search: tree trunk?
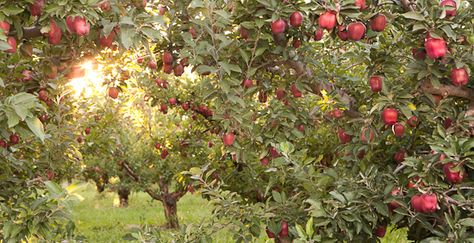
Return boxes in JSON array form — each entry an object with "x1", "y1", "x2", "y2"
[
  {"x1": 96, "y1": 182, "x2": 105, "y2": 193},
  {"x1": 118, "y1": 187, "x2": 130, "y2": 207},
  {"x1": 162, "y1": 196, "x2": 179, "y2": 228}
]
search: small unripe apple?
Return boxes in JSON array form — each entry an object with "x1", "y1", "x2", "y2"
[
  {"x1": 271, "y1": 19, "x2": 286, "y2": 34},
  {"x1": 394, "y1": 149, "x2": 405, "y2": 163},
  {"x1": 242, "y1": 79, "x2": 253, "y2": 88},
  {"x1": 450, "y1": 68, "x2": 469, "y2": 86},
  {"x1": 424, "y1": 37, "x2": 447, "y2": 59},
  {"x1": 355, "y1": 0, "x2": 367, "y2": 9},
  {"x1": 392, "y1": 123, "x2": 404, "y2": 137},
  {"x1": 411, "y1": 193, "x2": 438, "y2": 213},
  {"x1": 371, "y1": 14, "x2": 387, "y2": 32},
  {"x1": 108, "y1": 87, "x2": 119, "y2": 99},
  {"x1": 0, "y1": 21, "x2": 10, "y2": 35},
  {"x1": 223, "y1": 132, "x2": 235, "y2": 146},
  {"x1": 9, "y1": 134, "x2": 20, "y2": 145},
  {"x1": 369, "y1": 76, "x2": 383, "y2": 92},
  {"x1": 290, "y1": 84, "x2": 302, "y2": 98},
  {"x1": 443, "y1": 162, "x2": 466, "y2": 184},
  {"x1": 289, "y1": 12, "x2": 303, "y2": 27},
  {"x1": 382, "y1": 108, "x2": 398, "y2": 125},
  {"x1": 5, "y1": 37, "x2": 16, "y2": 53},
  {"x1": 407, "y1": 116, "x2": 419, "y2": 127},
  {"x1": 347, "y1": 22, "x2": 366, "y2": 41},
  {"x1": 275, "y1": 88, "x2": 286, "y2": 100},
  {"x1": 318, "y1": 11, "x2": 337, "y2": 30},
  {"x1": 260, "y1": 157, "x2": 270, "y2": 166},
  {"x1": 440, "y1": 0, "x2": 456, "y2": 17},
  {"x1": 314, "y1": 28, "x2": 324, "y2": 41}
]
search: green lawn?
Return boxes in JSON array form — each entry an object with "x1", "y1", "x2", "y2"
[{"x1": 72, "y1": 183, "x2": 408, "y2": 242}]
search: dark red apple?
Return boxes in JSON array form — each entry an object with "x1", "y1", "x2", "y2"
[
  {"x1": 161, "y1": 149, "x2": 169, "y2": 159},
  {"x1": 266, "y1": 227, "x2": 275, "y2": 238},
  {"x1": 290, "y1": 12, "x2": 303, "y2": 27},
  {"x1": 450, "y1": 68, "x2": 469, "y2": 86},
  {"x1": 181, "y1": 102, "x2": 190, "y2": 111},
  {"x1": 77, "y1": 136, "x2": 83, "y2": 143},
  {"x1": 271, "y1": 19, "x2": 286, "y2": 34},
  {"x1": 260, "y1": 157, "x2": 270, "y2": 166},
  {"x1": 163, "y1": 64, "x2": 173, "y2": 74},
  {"x1": 370, "y1": 14, "x2": 387, "y2": 32},
  {"x1": 375, "y1": 226, "x2": 386, "y2": 238},
  {"x1": 411, "y1": 193, "x2": 438, "y2": 213},
  {"x1": 338, "y1": 128, "x2": 352, "y2": 144},
  {"x1": 314, "y1": 28, "x2": 324, "y2": 41},
  {"x1": 39, "y1": 113, "x2": 49, "y2": 122},
  {"x1": 394, "y1": 149, "x2": 405, "y2": 163},
  {"x1": 443, "y1": 117, "x2": 453, "y2": 129},
  {"x1": 347, "y1": 22, "x2": 366, "y2": 41},
  {"x1": 5, "y1": 37, "x2": 16, "y2": 53},
  {"x1": 275, "y1": 88, "x2": 286, "y2": 100},
  {"x1": 279, "y1": 220, "x2": 289, "y2": 238},
  {"x1": 162, "y1": 51, "x2": 173, "y2": 65},
  {"x1": 443, "y1": 162, "x2": 466, "y2": 184},
  {"x1": 268, "y1": 146, "x2": 281, "y2": 158},
  {"x1": 108, "y1": 87, "x2": 119, "y2": 99},
  {"x1": 242, "y1": 79, "x2": 253, "y2": 88},
  {"x1": 38, "y1": 90, "x2": 49, "y2": 102},
  {"x1": 290, "y1": 84, "x2": 302, "y2": 98},
  {"x1": 9, "y1": 134, "x2": 20, "y2": 145},
  {"x1": 240, "y1": 26, "x2": 249, "y2": 40},
  {"x1": 424, "y1": 37, "x2": 447, "y2": 59},
  {"x1": 407, "y1": 116, "x2": 419, "y2": 127},
  {"x1": 292, "y1": 39, "x2": 301, "y2": 48},
  {"x1": 392, "y1": 123, "x2": 404, "y2": 137},
  {"x1": 382, "y1": 108, "x2": 398, "y2": 125},
  {"x1": 330, "y1": 108, "x2": 343, "y2": 119},
  {"x1": 154, "y1": 143, "x2": 161, "y2": 150},
  {"x1": 412, "y1": 48, "x2": 426, "y2": 60},
  {"x1": 189, "y1": 26, "x2": 197, "y2": 39},
  {"x1": 99, "y1": 31, "x2": 116, "y2": 48},
  {"x1": 30, "y1": 0, "x2": 45, "y2": 16},
  {"x1": 223, "y1": 132, "x2": 235, "y2": 146},
  {"x1": 137, "y1": 56, "x2": 144, "y2": 64},
  {"x1": 85, "y1": 127, "x2": 91, "y2": 135},
  {"x1": 337, "y1": 25, "x2": 348, "y2": 41},
  {"x1": 173, "y1": 64, "x2": 184, "y2": 76},
  {"x1": 0, "y1": 139, "x2": 7, "y2": 148},
  {"x1": 160, "y1": 104, "x2": 168, "y2": 114},
  {"x1": 355, "y1": 0, "x2": 367, "y2": 9},
  {"x1": 318, "y1": 11, "x2": 337, "y2": 30},
  {"x1": 168, "y1": 97, "x2": 177, "y2": 105},
  {"x1": 0, "y1": 21, "x2": 10, "y2": 35},
  {"x1": 148, "y1": 60, "x2": 157, "y2": 69},
  {"x1": 369, "y1": 75, "x2": 383, "y2": 92},
  {"x1": 297, "y1": 124, "x2": 305, "y2": 132},
  {"x1": 440, "y1": 0, "x2": 457, "y2": 17}
]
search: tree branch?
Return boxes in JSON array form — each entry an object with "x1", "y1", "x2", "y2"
[
  {"x1": 9, "y1": 26, "x2": 43, "y2": 39},
  {"x1": 145, "y1": 188, "x2": 162, "y2": 201},
  {"x1": 420, "y1": 80, "x2": 474, "y2": 100}
]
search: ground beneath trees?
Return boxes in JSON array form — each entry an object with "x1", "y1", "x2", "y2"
[{"x1": 72, "y1": 183, "x2": 408, "y2": 242}]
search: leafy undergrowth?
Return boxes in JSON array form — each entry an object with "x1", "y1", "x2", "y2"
[{"x1": 72, "y1": 182, "x2": 409, "y2": 242}]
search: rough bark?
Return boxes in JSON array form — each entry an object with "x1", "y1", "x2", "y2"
[
  {"x1": 162, "y1": 195, "x2": 179, "y2": 228},
  {"x1": 118, "y1": 187, "x2": 130, "y2": 207}
]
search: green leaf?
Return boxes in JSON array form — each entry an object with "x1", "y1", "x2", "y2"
[
  {"x1": 401, "y1": 12, "x2": 425, "y2": 21},
  {"x1": 306, "y1": 217, "x2": 314, "y2": 237},
  {"x1": 119, "y1": 26, "x2": 135, "y2": 49},
  {"x1": 44, "y1": 181, "x2": 63, "y2": 197},
  {"x1": 459, "y1": 218, "x2": 474, "y2": 227},
  {"x1": 26, "y1": 117, "x2": 45, "y2": 142},
  {"x1": 272, "y1": 190, "x2": 282, "y2": 203},
  {"x1": 441, "y1": 25, "x2": 456, "y2": 40},
  {"x1": 295, "y1": 224, "x2": 306, "y2": 239},
  {"x1": 141, "y1": 27, "x2": 161, "y2": 40},
  {"x1": 219, "y1": 62, "x2": 242, "y2": 75}
]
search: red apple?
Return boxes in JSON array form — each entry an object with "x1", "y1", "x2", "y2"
[
  {"x1": 292, "y1": 39, "x2": 301, "y2": 48},
  {"x1": 314, "y1": 28, "x2": 324, "y2": 41},
  {"x1": 162, "y1": 51, "x2": 173, "y2": 65},
  {"x1": 22, "y1": 70, "x2": 33, "y2": 82},
  {"x1": 337, "y1": 25, "x2": 348, "y2": 41},
  {"x1": 168, "y1": 98, "x2": 177, "y2": 105},
  {"x1": 440, "y1": 0, "x2": 457, "y2": 17},
  {"x1": 394, "y1": 149, "x2": 406, "y2": 163},
  {"x1": 260, "y1": 157, "x2": 270, "y2": 166},
  {"x1": 375, "y1": 226, "x2": 386, "y2": 238},
  {"x1": 179, "y1": 57, "x2": 189, "y2": 67},
  {"x1": 389, "y1": 187, "x2": 402, "y2": 210},
  {"x1": 382, "y1": 108, "x2": 398, "y2": 125},
  {"x1": 412, "y1": 48, "x2": 426, "y2": 60},
  {"x1": 411, "y1": 193, "x2": 438, "y2": 213},
  {"x1": 207, "y1": 141, "x2": 214, "y2": 148},
  {"x1": 148, "y1": 60, "x2": 157, "y2": 69},
  {"x1": 240, "y1": 26, "x2": 249, "y2": 40},
  {"x1": 100, "y1": 0, "x2": 111, "y2": 12},
  {"x1": 450, "y1": 68, "x2": 469, "y2": 86},
  {"x1": 370, "y1": 14, "x2": 387, "y2": 32},
  {"x1": 330, "y1": 108, "x2": 343, "y2": 119},
  {"x1": 355, "y1": 0, "x2": 367, "y2": 9},
  {"x1": 85, "y1": 127, "x2": 91, "y2": 135},
  {"x1": 0, "y1": 139, "x2": 7, "y2": 148},
  {"x1": 154, "y1": 143, "x2": 161, "y2": 150},
  {"x1": 223, "y1": 132, "x2": 235, "y2": 146},
  {"x1": 392, "y1": 123, "x2": 404, "y2": 137},
  {"x1": 181, "y1": 102, "x2": 190, "y2": 111},
  {"x1": 268, "y1": 146, "x2": 281, "y2": 158},
  {"x1": 271, "y1": 19, "x2": 286, "y2": 34},
  {"x1": 369, "y1": 75, "x2": 383, "y2": 92},
  {"x1": 39, "y1": 114, "x2": 49, "y2": 122},
  {"x1": 137, "y1": 56, "x2": 144, "y2": 64},
  {"x1": 0, "y1": 21, "x2": 10, "y2": 35},
  {"x1": 407, "y1": 176, "x2": 425, "y2": 188},
  {"x1": 73, "y1": 16, "x2": 90, "y2": 36},
  {"x1": 160, "y1": 104, "x2": 168, "y2": 114},
  {"x1": 266, "y1": 227, "x2": 275, "y2": 238},
  {"x1": 424, "y1": 37, "x2": 447, "y2": 59},
  {"x1": 275, "y1": 88, "x2": 286, "y2": 100},
  {"x1": 407, "y1": 116, "x2": 419, "y2": 127},
  {"x1": 66, "y1": 16, "x2": 76, "y2": 33},
  {"x1": 347, "y1": 22, "x2": 366, "y2": 41},
  {"x1": 48, "y1": 20, "x2": 62, "y2": 45},
  {"x1": 297, "y1": 124, "x2": 305, "y2": 132},
  {"x1": 189, "y1": 26, "x2": 197, "y2": 39},
  {"x1": 9, "y1": 134, "x2": 20, "y2": 145},
  {"x1": 38, "y1": 90, "x2": 49, "y2": 102},
  {"x1": 443, "y1": 117, "x2": 453, "y2": 129},
  {"x1": 99, "y1": 31, "x2": 116, "y2": 48},
  {"x1": 5, "y1": 37, "x2": 16, "y2": 53},
  {"x1": 174, "y1": 64, "x2": 184, "y2": 76},
  {"x1": 290, "y1": 12, "x2": 303, "y2": 27},
  {"x1": 163, "y1": 64, "x2": 173, "y2": 74},
  {"x1": 279, "y1": 220, "x2": 289, "y2": 238},
  {"x1": 30, "y1": 0, "x2": 45, "y2": 16},
  {"x1": 360, "y1": 127, "x2": 374, "y2": 143},
  {"x1": 318, "y1": 11, "x2": 337, "y2": 30},
  {"x1": 338, "y1": 128, "x2": 352, "y2": 144},
  {"x1": 443, "y1": 162, "x2": 466, "y2": 184},
  {"x1": 242, "y1": 79, "x2": 253, "y2": 88},
  {"x1": 108, "y1": 87, "x2": 119, "y2": 99},
  {"x1": 158, "y1": 6, "x2": 167, "y2": 15},
  {"x1": 290, "y1": 84, "x2": 302, "y2": 98},
  {"x1": 161, "y1": 149, "x2": 169, "y2": 159},
  {"x1": 258, "y1": 90, "x2": 267, "y2": 103}
]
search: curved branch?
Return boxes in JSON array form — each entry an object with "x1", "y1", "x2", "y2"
[
  {"x1": 9, "y1": 26, "x2": 43, "y2": 39},
  {"x1": 420, "y1": 80, "x2": 474, "y2": 100}
]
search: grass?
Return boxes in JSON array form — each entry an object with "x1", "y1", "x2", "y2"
[{"x1": 72, "y1": 182, "x2": 408, "y2": 242}]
